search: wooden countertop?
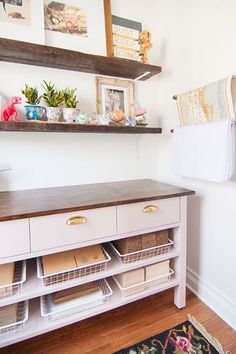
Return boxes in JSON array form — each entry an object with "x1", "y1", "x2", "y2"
[{"x1": 0, "y1": 179, "x2": 195, "y2": 221}]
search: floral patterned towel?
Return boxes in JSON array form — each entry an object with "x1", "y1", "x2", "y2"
[
  {"x1": 176, "y1": 77, "x2": 236, "y2": 126},
  {"x1": 114, "y1": 320, "x2": 221, "y2": 354}
]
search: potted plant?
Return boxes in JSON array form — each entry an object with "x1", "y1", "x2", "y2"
[
  {"x1": 63, "y1": 88, "x2": 79, "y2": 122},
  {"x1": 42, "y1": 81, "x2": 64, "y2": 122},
  {"x1": 21, "y1": 84, "x2": 46, "y2": 120}
]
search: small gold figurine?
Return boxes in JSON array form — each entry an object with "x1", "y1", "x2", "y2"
[{"x1": 139, "y1": 31, "x2": 152, "y2": 64}]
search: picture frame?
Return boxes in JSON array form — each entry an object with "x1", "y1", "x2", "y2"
[
  {"x1": 0, "y1": 0, "x2": 44, "y2": 44},
  {"x1": 103, "y1": 0, "x2": 113, "y2": 57},
  {"x1": 103, "y1": 0, "x2": 143, "y2": 62},
  {"x1": 44, "y1": 0, "x2": 107, "y2": 55},
  {"x1": 96, "y1": 76, "x2": 135, "y2": 118}
]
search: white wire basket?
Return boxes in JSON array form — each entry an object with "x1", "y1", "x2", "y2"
[
  {"x1": 113, "y1": 268, "x2": 174, "y2": 297},
  {"x1": 0, "y1": 261, "x2": 26, "y2": 301},
  {"x1": 40, "y1": 278, "x2": 113, "y2": 321},
  {"x1": 110, "y1": 239, "x2": 173, "y2": 264},
  {"x1": 0, "y1": 301, "x2": 29, "y2": 336},
  {"x1": 37, "y1": 246, "x2": 111, "y2": 286}
]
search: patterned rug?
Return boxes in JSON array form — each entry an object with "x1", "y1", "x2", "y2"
[{"x1": 114, "y1": 315, "x2": 228, "y2": 354}]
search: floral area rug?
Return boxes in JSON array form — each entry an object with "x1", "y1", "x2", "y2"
[{"x1": 114, "y1": 315, "x2": 228, "y2": 354}]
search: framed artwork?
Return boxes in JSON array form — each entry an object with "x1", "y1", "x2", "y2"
[
  {"x1": 0, "y1": 0, "x2": 44, "y2": 44},
  {"x1": 44, "y1": 0, "x2": 107, "y2": 55},
  {"x1": 103, "y1": 0, "x2": 142, "y2": 61},
  {"x1": 96, "y1": 77, "x2": 135, "y2": 118}
]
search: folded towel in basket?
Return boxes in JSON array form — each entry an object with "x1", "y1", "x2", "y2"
[
  {"x1": 0, "y1": 263, "x2": 15, "y2": 297},
  {"x1": 0, "y1": 304, "x2": 17, "y2": 326},
  {"x1": 48, "y1": 287, "x2": 103, "y2": 313},
  {"x1": 176, "y1": 76, "x2": 236, "y2": 126},
  {"x1": 52, "y1": 281, "x2": 100, "y2": 304},
  {"x1": 172, "y1": 120, "x2": 235, "y2": 182}
]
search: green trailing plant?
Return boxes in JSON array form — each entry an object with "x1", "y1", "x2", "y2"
[
  {"x1": 22, "y1": 84, "x2": 42, "y2": 105},
  {"x1": 63, "y1": 88, "x2": 78, "y2": 108},
  {"x1": 41, "y1": 80, "x2": 64, "y2": 107}
]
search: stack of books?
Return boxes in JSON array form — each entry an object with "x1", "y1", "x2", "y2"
[{"x1": 112, "y1": 15, "x2": 142, "y2": 62}]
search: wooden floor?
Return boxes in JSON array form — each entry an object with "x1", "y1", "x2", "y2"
[{"x1": 1, "y1": 290, "x2": 235, "y2": 354}]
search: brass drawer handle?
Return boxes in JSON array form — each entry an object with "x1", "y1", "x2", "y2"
[
  {"x1": 143, "y1": 204, "x2": 158, "y2": 213},
  {"x1": 66, "y1": 216, "x2": 87, "y2": 225}
]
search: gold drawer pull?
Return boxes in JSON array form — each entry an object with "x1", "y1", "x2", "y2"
[
  {"x1": 143, "y1": 205, "x2": 158, "y2": 213},
  {"x1": 66, "y1": 216, "x2": 87, "y2": 225}
]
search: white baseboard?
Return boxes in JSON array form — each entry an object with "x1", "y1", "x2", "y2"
[{"x1": 186, "y1": 267, "x2": 236, "y2": 330}]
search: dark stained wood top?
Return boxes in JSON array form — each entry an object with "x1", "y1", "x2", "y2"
[
  {"x1": 0, "y1": 179, "x2": 195, "y2": 221},
  {"x1": 0, "y1": 38, "x2": 161, "y2": 81},
  {"x1": 0, "y1": 121, "x2": 162, "y2": 134}
]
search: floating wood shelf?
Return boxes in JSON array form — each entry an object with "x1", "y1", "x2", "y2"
[
  {"x1": 0, "y1": 121, "x2": 162, "y2": 134},
  {"x1": 0, "y1": 38, "x2": 162, "y2": 81}
]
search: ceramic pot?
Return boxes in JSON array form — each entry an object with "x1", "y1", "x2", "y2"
[
  {"x1": 46, "y1": 107, "x2": 63, "y2": 122},
  {"x1": 75, "y1": 113, "x2": 89, "y2": 125},
  {"x1": 63, "y1": 108, "x2": 80, "y2": 123},
  {"x1": 25, "y1": 105, "x2": 46, "y2": 121}
]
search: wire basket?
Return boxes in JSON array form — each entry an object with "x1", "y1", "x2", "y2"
[
  {"x1": 0, "y1": 301, "x2": 29, "y2": 336},
  {"x1": 40, "y1": 278, "x2": 113, "y2": 321},
  {"x1": 37, "y1": 246, "x2": 111, "y2": 286},
  {"x1": 110, "y1": 239, "x2": 173, "y2": 264},
  {"x1": 113, "y1": 268, "x2": 174, "y2": 297},
  {"x1": 0, "y1": 261, "x2": 26, "y2": 301}
]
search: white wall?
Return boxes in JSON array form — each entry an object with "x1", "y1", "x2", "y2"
[
  {"x1": 155, "y1": 0, "x2": 236, "y2": 329},
  {"x1": 0, "y1": 0, "x2": 235, "y2": 329}
]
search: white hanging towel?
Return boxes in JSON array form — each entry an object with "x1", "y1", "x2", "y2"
[{"x1": 172, "y1": 121, "x2": 235, "y2": 182}]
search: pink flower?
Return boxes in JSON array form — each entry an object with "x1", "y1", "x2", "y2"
[{"x1": 175, "y1": 336, "x2": 192, "y2": 352}]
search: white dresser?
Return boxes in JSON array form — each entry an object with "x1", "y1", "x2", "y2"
[{"x1": 0, "y1": 179, "x2": 194, "y2": 348}]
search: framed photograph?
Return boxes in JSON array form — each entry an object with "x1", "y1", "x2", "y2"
[
  {"x1": 44, "y1": 0, "x2": 107, "y2": 55},
  {"x1": 0, "y1": 0, "x2": 44, "y2": 44},
  {"x1": 96, "y1": 76, "x2": 135, "y2": 118}
]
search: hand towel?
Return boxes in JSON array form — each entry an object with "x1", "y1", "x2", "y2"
[
  {"x1": 172, "y1": 121, "x2": 235, "y2": 182},
  {"x1": 176, "y1": 76, "x2": 236, "y2": 126}
]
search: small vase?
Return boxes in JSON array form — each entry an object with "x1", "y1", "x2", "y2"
[
  {"x1": 25, "y1": 105, "x2": 46, "y2": 121},
  {"x1": 75, "y1": 113, "x2": 89, "y2": 125},
  {"x1": 46, "y1": 107, "x2": 62, "y2": 122},
  {"x1": 97, "y1": 114, "x2": 110, "y2": 126},
  {"x1": 63, "y1": 108, "x2": 80, "y2": 123}
]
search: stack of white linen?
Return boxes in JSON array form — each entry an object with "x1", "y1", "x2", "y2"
[{"x1": 172, "y1": 121, "x2": 235, "y2": 182}]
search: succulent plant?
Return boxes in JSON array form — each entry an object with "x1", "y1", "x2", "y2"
[
  {"x1": 41, "y1": 80, "x2": 64, "y2": 107},
  {"x1": 22, "y1": 84, "x2": 42, "y2": 105},
  {"x1": 63, "y1": 88, "x2": 78, "y2": 108}
]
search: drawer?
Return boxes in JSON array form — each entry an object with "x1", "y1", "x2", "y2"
[
  {"x1": 117, "y1": 198, "x2": 180, "y2": 234},
  {"x1": 0, "y1": 219, "x2": 30, "y2": 259},
  {"x1": 30, "y1": 206, "x2": 116, "y2": 252}
]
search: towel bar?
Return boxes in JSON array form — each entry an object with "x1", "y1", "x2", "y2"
[{"x1": 170, "y1": 121, "x2": 236, "y2": 133}]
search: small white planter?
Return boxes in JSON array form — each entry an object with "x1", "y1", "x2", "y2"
[
  {"x1": 46, "y1": 107, "x2": 63, "y2": 122},
  {"x1": 75, "y1": 113, "x2": 89, "y2": 125},
  {"x1": 63, "y1": 108, "x2": 80, "y2": 123}
]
